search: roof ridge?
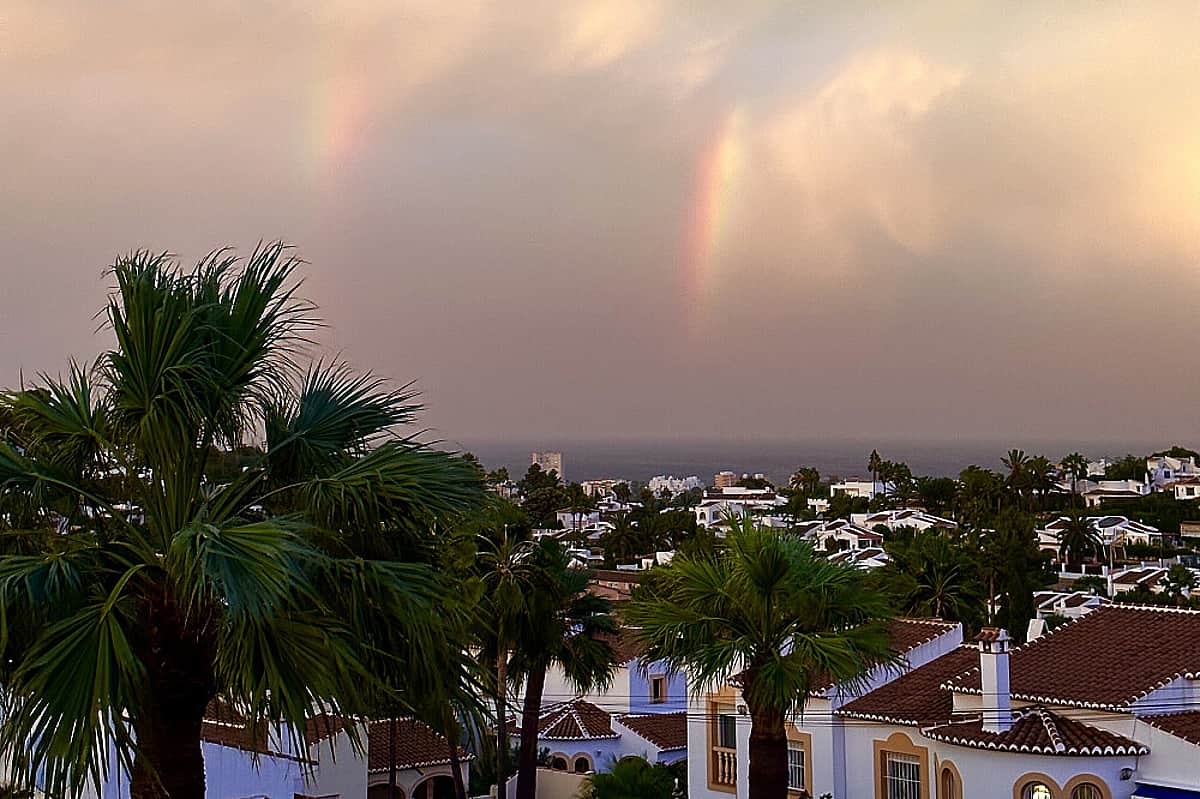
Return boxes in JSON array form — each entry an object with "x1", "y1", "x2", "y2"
[{"x1": 1033, "y1": 708, "x2": 1066, "y2": 754}]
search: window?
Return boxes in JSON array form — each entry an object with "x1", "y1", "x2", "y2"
[
  {"x1": 1022, "y1": 783, "x2": 1052, "y2": 799},
  {"x1": 787, "y1": 743, "x2": 806, "y2": 792},
  {"x1": 884, "y1": 752, "x2": 921, "y2": 799},
  {"x1": 717, "y1": 713, "x2": 737, "y2": 749},
  {"x1": 573, "y1": 756, "x2": 591, "y2": 774},
  {"x1": 650, "y1": 675, "x2": 667, "y2": 704},
  {"x1": 1071, "y1": 785, "x2": 1103, "y2": 799},
  {"x1": 549, "y1": 756, "x2": 568, "y2": 771}
]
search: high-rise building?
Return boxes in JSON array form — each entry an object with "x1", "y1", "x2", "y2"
[
  {"x1": 532, "y1": 450, "x2": 564, "y2": 481},
  {"x1": 714, "y1": 470, "x2": 738, "y2": 489}
]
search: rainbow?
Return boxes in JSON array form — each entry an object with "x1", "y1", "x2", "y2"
[{"x1": 683, "y1": 109, "x2": 745, "y2": 328}]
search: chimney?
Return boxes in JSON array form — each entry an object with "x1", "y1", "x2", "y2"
[{"x1": 976, "y1": 627, "x2": 1012, "y2": 733}]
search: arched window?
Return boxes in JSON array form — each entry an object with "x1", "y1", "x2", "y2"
[
  {"x1": 939, "y1": 766, "x2": 960, "y2": 799},
  {"x1": 550, "y1": 756, "x2": 568, "y2": 771},
  {"x1": 1072, "y1": 784, "x2": 1104, "y2": 799},
  {"x1": 573, "y1": 755, "x2": 592, "y2": 774},
  {"x1": 1022, "y1": 783, "x2": 1053, "y2": 799}
]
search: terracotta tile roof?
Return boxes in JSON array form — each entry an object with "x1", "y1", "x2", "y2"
[
  {"x1": 731, "y1": 618, "x2": 960, "y2": 691},
  {"x1": 305, "y1": 714, "x2": 347, "y2": 745},
  {"x1": 943, "y1": 605, "x2": 1200, "y2": 709},
  {"x1": 615, "y1": 713, "x2": 688, "y2": 751},
  {"x1": 519, "y1": 701, "x2": 619, "y2": 741},
  {"x1": 1144, "y1": 711, "x2": 1200, "y2": 745},
  {"x1": 922, "y1": 708, "x2": 1148, "y2": 756},
  {"x1": 839, "y1": 647, "x2": 979, "y2": 725},
  {"x1": 368, "y1": 717, "x2": 471, "y2": 773},
  {"x1": 201, "y1": 700, "x2": 300, "y2": 760}
]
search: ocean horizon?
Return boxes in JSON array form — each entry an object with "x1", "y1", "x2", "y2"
[{"x1": 451, "y1": 437, "x2": 1172, "y2": 485}]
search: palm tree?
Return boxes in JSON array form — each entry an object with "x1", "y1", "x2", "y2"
[
  {"x1": 1055, "y1": 512, "x2": 1103, "y2": 566},
  {"x1": 0, "y1": 246, "x2": 484, "y2": 799},
  {"x1": 601, "y1": 512, "x2": 643, "y2": 564},
  {"x1": 868, "y1": 449, "x2": 882, "y2": 492},
  {"x1": 513, "y1": 539, "x2": 618, "y2": 799},
  {"x1": 475, "y1": 524, "x2": 544, "y2": 799},
  {"x1": 878, "y1": 531, "x2": 985, "y2": 627},
  {"x1": 1002, "y1": 449, "x2": 1030, "y2": 506},
  {"x1": 624, "y1": 518, "x2": 895, "y2": 799},
  {"x1": 1062, "y1": 452, "x2": 1088, "y2": 506},
  {"x1": 583, "y1": 756, "x2": 675, "y2": 799},
  {"x1": 789, "y1": 466, "x2": 820, "y2": 497}
]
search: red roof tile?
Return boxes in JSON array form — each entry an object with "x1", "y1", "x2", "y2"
[
  {"x1": 1144, "y1": 712, "x2": 1200, "y2": 746},
  {"x1": 615, "y1": 713, "x2": 687, "y2": 751},
  {"x1": 305, "y1": 714, "x2": 347, "y2": 745},
  {"x1": 839, "y1": 647, "x2": 979, "y2": 726},
  {"x1": 368, "y1": 717, "x2": 471, "y2": 773},
  {"x1": 518, "y1": 701, "x2": 618, "y2": 741},
  {"x1": 922, "y1": 708, "x2": 1147, "y2": 756},
  {"x1": 943, "y1": 605, "x2": 1200, "y2": 709}
]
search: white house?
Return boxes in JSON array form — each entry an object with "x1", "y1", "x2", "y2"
[
  {"x1": 648, "y1": 475, "x2": 703, "y2": 496},
  {"x1": 1147, "y1": 455, "x2": 1200, "y2": 490},
  {"x1": 1076, "y1": 480, "x2": 1151, "y2": 508},
  {"x1": 853, "y1": 509, "x2": 958, "y2": 533},
  {"x1": 694, "y1": 487, "x2": 786, "y2": 529},
  {"x1": 795, "y1": 518, "x2": 885, "y2": 551},
  {"x1": 829, "y1": 478, "x2": 889, "y2": 500},
  {"x1": 687, "y1": 606, "x2": 1200, "y2": 799},
  {"x1": 1172, "y1": 477, "x2": 1200, "y2": 501},
  {"x1": 1038, "y1": 516, "x2": 1166, "y2": 555}
]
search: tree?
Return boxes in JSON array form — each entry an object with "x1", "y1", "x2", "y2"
[
  {"x1": 1026, "y1": 456, "x2": 1056, "y2": 510},
  {"x1": 1163, "y1": 564, "x2": 1197, "y2": 606},
  {"x1": 518, "y1": 463, "x2": 561, "y2": 495},
  {"x1": 600, "y1": 513, "x2": 644, "y2": 565},
  {"x1": 975, "y1": 509, "x2": 1052, "y2": 639},
  {"x1": 522, "y1": 486, "x2": 567, "y2": 529},
  {"x1": 613, "y1": 482, "x2": 632, "y2": 504},
  {"x1": 789, "y1": 466, "x2": 821, "y2": 497},
  {"x1": 1002, "y1": 449, "x2": 1031, "y2": 506},
  {"x1": 1072, "y1": 574, "x2": 1108, "y2": 597},
  {"x1": 1055, "y1": 512, "x2": 1103, "y2": 566},
  {"x1": 876, "y1": 530, "x2": 986, "y2": 629},
  {"x1": 1061, "y1": 453, "x2": 1088, "y2": 505},
  {"x1": 624, "y1": 519, "x2": 895, "y2": 799},
  {"x1": 916, "y1": 477, "x2": 957, "y2": 517},
  {"x1": 868, "y1": 450, "x2": 882, "y2": 491},
  {"x1": 564, "y1": 482, "x2": 596, "y2": 534},
  {"x1": 0, "y1": 246, "x2": 485, "y2": 799},
  {"x1": 487, "y1": 466, "x2": 511, "y2": 486},
  {"x1": 513, "y1": 541, "x2": 617, "y2": 799},
  {"x1": 473, "y1": 519, "x2": 546, "y2": 799},
  {"x1": 1104, "y1": 454, "x2": 1145, "y2": 482},
  {"x1": 583, "y1": 756, "x2": 676, "y2": 799}
]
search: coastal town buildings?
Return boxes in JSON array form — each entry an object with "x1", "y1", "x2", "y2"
[
  {"x1": 713, "y1": 470, "x2": 739, "y2": 489},
  {"x1": 648, "y1": 474, "x2": 703, "y2": 496},
  {"x1": 686, "y1": 605, "x2": 1200, "y2": 799}
]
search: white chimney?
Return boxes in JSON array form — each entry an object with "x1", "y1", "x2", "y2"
[{"x1": 977, "y1": 627, "x2": 1012, "y2": 733}]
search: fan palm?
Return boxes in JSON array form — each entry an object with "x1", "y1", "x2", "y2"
[
  {"x1": 512, "y1": 539, "x2": 617, "y2": 799},
  {"x1": 624, "y1": 517, "x2": 895, "y2": 799},
  {"x1": 0, "y1": 246, "x2": 484, "y2": 799},
  {"x1": 1055, "y1": 512, "x2": 1103, "y2": 565},
  {"x1": 1062, "y1": 452, "x2": 1088, "y2": 505}
]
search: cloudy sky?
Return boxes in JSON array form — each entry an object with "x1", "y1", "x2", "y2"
[{"x1": 3, "y1": 2, "x2": 1200, "y2": 444}]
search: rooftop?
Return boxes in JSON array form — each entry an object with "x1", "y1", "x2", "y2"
[
  {"x1": 615, "y1": 712, "x2": 688, "y2": 751},
  {"x1": 922, "y1": 707, "x2": 1147, "y2": 756}
]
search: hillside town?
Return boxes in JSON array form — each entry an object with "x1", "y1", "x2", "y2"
[{"x1": 102, "y1": 442, "x2": 1200, "y2": 799}]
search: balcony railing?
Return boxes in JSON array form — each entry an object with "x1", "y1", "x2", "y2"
[{"x1": 711, "y1": 746, "x2": 736, "y2": 787}]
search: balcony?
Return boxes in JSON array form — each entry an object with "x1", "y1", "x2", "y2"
[{"x1": 711, "y1": 746, "x2": 736, "y2": 788}]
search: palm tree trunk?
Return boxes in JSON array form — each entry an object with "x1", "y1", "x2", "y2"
[
  {"x1": 515, "y1": 666, "x2": 547, "y2": 799},
  {"x1": 129, "y1": 706, "x2": 207, "y2": 799},
  {"x1": 496, "y1": 644, "x2": 510, "y2": 799},
  {"x1": 746, "y1": 697, "x2": 787, "y2": 799}
]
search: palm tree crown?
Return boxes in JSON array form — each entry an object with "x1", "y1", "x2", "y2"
[
  {"x1": 624, "y1": 518, "x2": 895, "y2": 799},
  {"x1": 0, "y1": 246, "x2": 484, "y2": 798}
]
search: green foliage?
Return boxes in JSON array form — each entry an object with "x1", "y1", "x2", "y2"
[
  {"x1": 789, "y1": 467, "x2": 821, "y2": 497},
  {"x1": 827, "y1": 493, "x2": 869, "y2": 519},
  {"x1": 522, "y1": 486, "x2": 567, "y2": 529},
  {"x1": 874, "y1": 530, "x2": 986, "y2": 629},
  {"x1": 1092, "y1": 493, "x2": 1197, "y2": 534},
  {"x1": 1071, "y1": 575, "x2": 1108, "y2": 597},
  {"x1": 1054, "y1": 511, "x2": 1103, "y2": 565},
  {"x1": 1104, "y1": 454, "x2": 1146, "y2": 481},
  {"x1": 518, "y1": 463, "x2": 561, "y2": 494},
  {"x1": 0, "y1": 245, "x2": 486, "y2": 798},
  {"x1": 1163, "y1": 564, "x2": 1197, "y2": 605},
  {"x1": 1152, "y1": 446, "x2": 1200, "y2": 460},
  {"x1": 583, "y1": 756, "x2": 676, "y2": 799},
  {"x1": 915, "y1": 477, "x2": 957, "y2": 516}
]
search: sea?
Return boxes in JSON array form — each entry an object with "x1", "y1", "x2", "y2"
[{"x1": 454, "y1": 438, "x2": 1167, "y2": 486}]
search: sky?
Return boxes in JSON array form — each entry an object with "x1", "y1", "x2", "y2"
[{"x1": 3, "y1": 2, "x2": 1200, "y2": 446}]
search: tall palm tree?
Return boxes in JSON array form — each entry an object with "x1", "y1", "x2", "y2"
[
  {"x1": 1061, "y1": 452, "x2": 1088, "y2": 504},
  {"x1": 1055, "y1": 512, "x2": 1103, "y2": 566},
  {"x1": 624, "y1": 518, "x2": 895, "y2": 799},
  {"x1": 475, "y1": 524, "x2": 544, "y2": 799},
  {"x1": 513, "y1": 539, "x2": 618, "y2": 799},
  {"x1": 878, "y1": 531, "x2": 985, "y2": 627},
  {"x1": 868, "y1": 449, "x2": 882, "y2": 492},
  {"x1": 0, "y1": 246, "x2": 484, "y2": 799},
  {"x1": 1002, "y1": 449, "x2": 1030, "y2": 506}
]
